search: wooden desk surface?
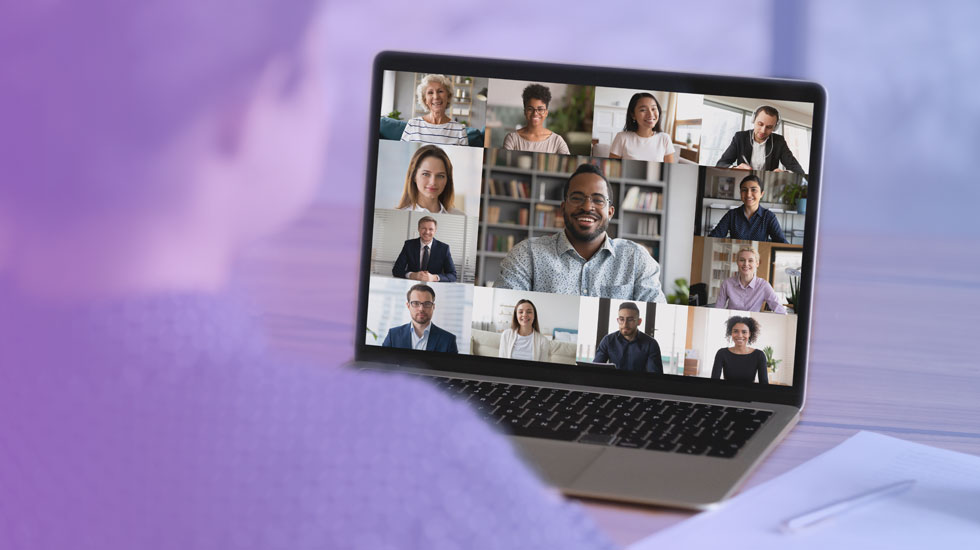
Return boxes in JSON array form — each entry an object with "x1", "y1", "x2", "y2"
[{"x1": 238, "y1": 203, "x2": 980, "y2": 547}]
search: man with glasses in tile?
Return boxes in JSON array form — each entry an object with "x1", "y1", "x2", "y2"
[
  {"x1": 495, "y1": 163, "x2": 665, "y2": 302},
  {"x1": 382, "y1": 284, "x2": 459, "y2": 353},
  {"x1": 594, "y1": 302, "x2": 664, "y2": 374}
]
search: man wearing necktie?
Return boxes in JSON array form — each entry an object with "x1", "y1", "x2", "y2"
[{"x1": 392, "y1": 216, "x2": 458, "y2": 282}]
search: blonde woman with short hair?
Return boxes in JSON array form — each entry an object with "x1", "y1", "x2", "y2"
[
  {"x1": 400, "y1": 74, "x2": 468, "y2": 146},
  {"x1": 715, "y1": 247, "x2": 787, "y2": 314}
]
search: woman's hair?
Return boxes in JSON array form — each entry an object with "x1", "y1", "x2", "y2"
[
  {"x1": 396, "y1": 145, "x2": 456, "y2": 210},
  {"x1": 736, "y1": 247, "x2": 760, "y2": 263},
  {"x1": 510, "y1": 299, "x2": 540, "y2": 333},
  {"x1": 415, "y1": 74, "x2": 454, "y2": 113},
  {"x1": 0, "y1": 1, "x2": 320, "y2": 229},
  {"x1": 623, "y1": 92, "x2": 663, "y2": 133},
  {"x1": 726, "y1": 316, "x2": 760, "y2": 344},
  {"x1": 522, "y1": 84, "x2": 552, "y2": 108}
]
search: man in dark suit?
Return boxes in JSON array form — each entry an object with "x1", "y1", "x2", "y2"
[
  {"x1": 392, "y1": 216, "x2": 458, "y2": 282},
  {"x1": 381, "y1": 284, "x2": 459, "y2": 353},
  {"x1": 715, "y1": 106, "x2": 806, "y2": 175}
]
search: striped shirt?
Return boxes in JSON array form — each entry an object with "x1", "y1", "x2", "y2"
[
  {"x1": 400, "y1": 117, "x2": 468, "y2": 146},
  {"x1": 708, "y1": 205, "x2": 788, "y2": 243}
]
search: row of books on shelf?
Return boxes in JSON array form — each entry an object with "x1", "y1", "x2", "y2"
[
  {"x1": 534, "y1": 154, "x2": 624, "y2": 178},
  {"x1": 487, "y1": 178, "x2": 531, "y2": 198},
  {"x1": 486, "y1": 234, "x2": 516, "y2": 253},
  {"x1": 485, "y1": 206, "x2": 530, "y2": 225},
  {"x1": 630, "y1": 217, "x2": 660, "y2": 237},
  {"x1": 485, "y1": 149, "x2": 625, "y2": 179},
  {"x1": 622, "y1": 187, "x2": 662, "y2": 211},
  {"x1": 534, "y1": 204, "x2": 564, "y2": 228}
]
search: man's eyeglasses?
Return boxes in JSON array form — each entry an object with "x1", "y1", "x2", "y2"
[
  {"x1": 616, "y1": 316, "x2": 638, "y2": 323},
  {"x1": 525, "y1": 106, "x2": 548, "y2": 114},
  {"x1": 408, "y1": 301, "x2": 435, "y2": 309},
  {"x1": 566, "y1": 193, "x2": 609, "y2": 208}
]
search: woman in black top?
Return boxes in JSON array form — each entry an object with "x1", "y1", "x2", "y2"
[{"x1": 711, "y1": 316, "x2": 768, "y2": 384}]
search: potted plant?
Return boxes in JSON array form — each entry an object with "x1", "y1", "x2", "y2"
[
  {"x1": 785, "y1": 267, "x2": 801, "y2": 312},
  {"x1": 780, "y1": 180, "x2": 808, "y2": 214},
  {"x1": 762, "y1": 346, "x2": 781, "y2": 375},
  {"x1": 547, "y1": 85, "x2": 594, "y2": 155},
  {"x1": 385, "y1": 109, "x2": 402, "y2": 121},
  {"x1": 666, "y1": 278, "x2": 690, "y2": 305}
]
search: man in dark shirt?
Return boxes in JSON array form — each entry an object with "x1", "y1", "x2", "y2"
[
  {"x1": 714, "y1": 105, "x2": 806, "y2": 175},
  {"x1": 593, "y1": 302, "x2": 664, "y2": 374},
  {"x1": 708, "y1": 174, "x2": 788, "y2": 243}
]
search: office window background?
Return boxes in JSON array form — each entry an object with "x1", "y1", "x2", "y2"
[{"x1": 700, "y1": 100, "x2": 812, "y2": 173}]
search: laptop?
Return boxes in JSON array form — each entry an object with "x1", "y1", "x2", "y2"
[{"x1": 356, "y1": 51, "x2": 825, "y2": 509}]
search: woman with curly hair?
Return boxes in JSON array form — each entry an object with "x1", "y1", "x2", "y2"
[
  {"x1": 711, "y1": 316, "x2": 768, "y2": 383},
  {"x1": 502, "y1": 83, "x2": 569, "y2": 154}
]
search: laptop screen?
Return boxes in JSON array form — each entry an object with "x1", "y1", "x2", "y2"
[{"x1": 360, "y1": 53, "x2": 822, "y2": 399}]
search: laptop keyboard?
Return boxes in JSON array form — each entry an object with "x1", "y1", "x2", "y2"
[{"x1": 427, "y1": 376, "x2": 772, "y2": 458}]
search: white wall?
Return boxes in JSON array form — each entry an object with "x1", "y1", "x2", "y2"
[
  {"x1": 704, "y1": 95, "x2": 813, "y2": 127},
  {"x1": 653, "y1": 304, "x2": 690, "y2": 375},
  {"x1": 662, "y1": 163, "x2": 698, "y2": 291},
  {"x1": 575, "y1": 297, "x2": 601, "y2": 360}
]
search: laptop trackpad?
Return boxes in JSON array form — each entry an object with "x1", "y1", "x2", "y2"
[{"x1": 509, "y1": 437, "x2": 605, "y2": 486}]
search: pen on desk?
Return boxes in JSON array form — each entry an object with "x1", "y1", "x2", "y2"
[{"x1": 779, "y1": 479, "x2": 916, "y2": 533}]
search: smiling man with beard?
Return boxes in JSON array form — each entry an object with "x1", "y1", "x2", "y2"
[{"x1": 495, "y1": 164, "x2": 665, "y2": 302}]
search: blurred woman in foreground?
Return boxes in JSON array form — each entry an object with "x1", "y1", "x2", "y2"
[{"x1": 0, "y1": 3, "x2": 611, "y2": 549}]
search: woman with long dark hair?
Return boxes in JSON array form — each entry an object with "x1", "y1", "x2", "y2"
[{"x1": 609, "y1": 92, "x2": 676, "y2": 162}]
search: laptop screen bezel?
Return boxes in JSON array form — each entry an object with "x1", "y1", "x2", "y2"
[{"x1": 355, "y1": 51, "x2": 825, "y2": 408}]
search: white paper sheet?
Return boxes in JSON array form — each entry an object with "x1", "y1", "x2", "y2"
[{"x1": 630, "y1": 431, "x2": 980, "y2": 549}]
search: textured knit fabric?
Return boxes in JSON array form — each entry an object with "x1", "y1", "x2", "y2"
[
  {"x1": 0, "y1": 287, "x2": 614, "y2": 550},
  {"x1": 495, "y1": 231, "x2": 666, "y2": 303},
  {"x1": 502, "y1": 131, "x2": 570, "y2": 154},
  {"x1": 710, "y1": 347, "x2": 769, "y2": 384}
]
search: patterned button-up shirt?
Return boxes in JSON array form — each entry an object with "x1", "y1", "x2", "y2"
[{"x1": 495, "y1": 231, "x2": 665, "y2": 303}]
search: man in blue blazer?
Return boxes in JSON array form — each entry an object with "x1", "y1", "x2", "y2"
[
  {"x1": 392, "y1": 216, "x2": 458, "y2": 283},
  {"x1": 381, "y1": 284, "x2": 459, "y2": 353}
]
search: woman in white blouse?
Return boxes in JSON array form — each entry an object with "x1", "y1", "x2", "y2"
[
  {"x1": 498, "y1": 299, "x2": 551, "y2": 362},
  {"x1": 609, "y1": 92, "x2": 676, "y2": 163}
]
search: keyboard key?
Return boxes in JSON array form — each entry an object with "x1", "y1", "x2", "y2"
[{"x1": 419, "y1": 374, "x2": 771, "y2": 459}]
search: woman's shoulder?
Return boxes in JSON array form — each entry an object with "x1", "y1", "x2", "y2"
[{"x1": 754, "y1": 276, "x2": 775, "y2": 288}]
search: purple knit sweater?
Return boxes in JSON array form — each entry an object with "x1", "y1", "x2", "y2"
[{"x1": 0, "y1": 290, "x2": 614, "y2": 549}]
